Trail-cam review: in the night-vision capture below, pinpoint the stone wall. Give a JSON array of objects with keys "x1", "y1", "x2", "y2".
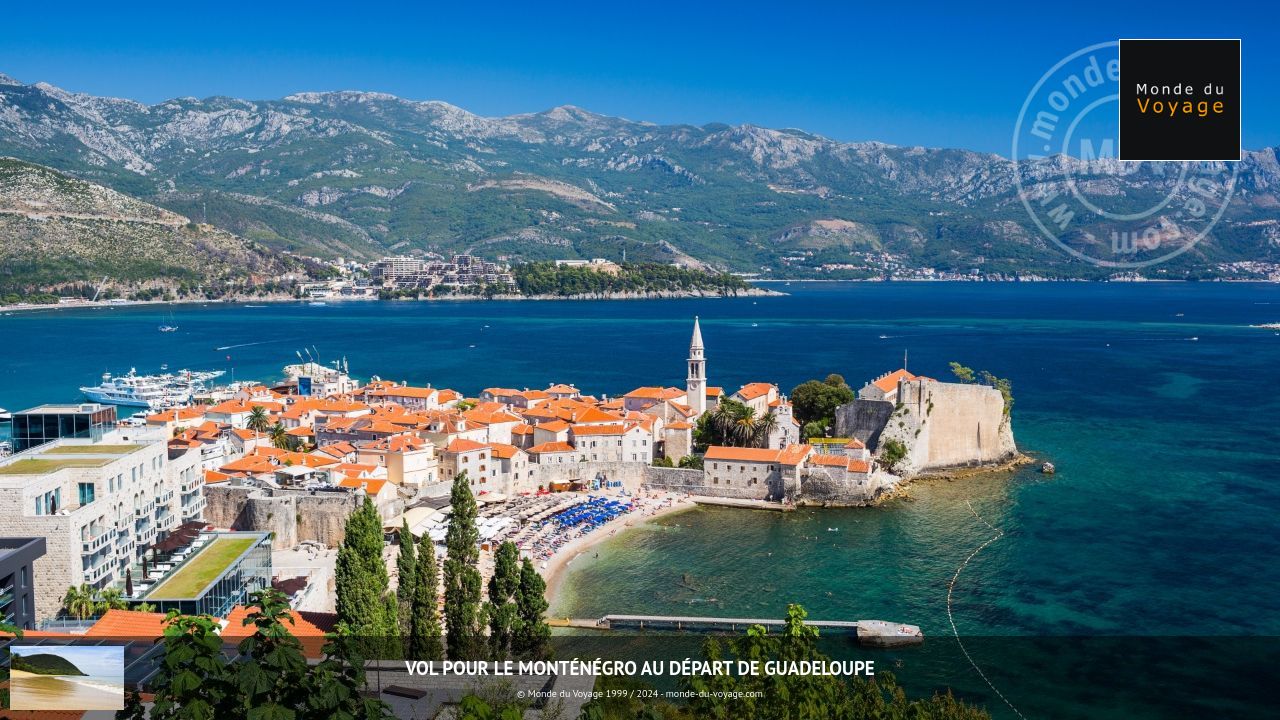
[
  {"x1": 639, "y1": 465, "x2": 769, "y2": 498},
  {"x1": 835, "y1": 379, "x2": 1016, "y2": 478},
  {"x1": 204, "y1": 484, "x2": 362, "y2": 549}
]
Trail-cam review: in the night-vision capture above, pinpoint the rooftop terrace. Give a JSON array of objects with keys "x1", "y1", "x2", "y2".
[
  {"x1": 0, "y1": 441, "x2": 147, "y2": 475},
  {"x1": 144, "y1": 536, "x2": 260, "y2": 600}
]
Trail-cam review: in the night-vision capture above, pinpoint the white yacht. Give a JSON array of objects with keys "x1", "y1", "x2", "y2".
[{"x1": 80, "y1": 368, "x2": 225, "y2": 409}]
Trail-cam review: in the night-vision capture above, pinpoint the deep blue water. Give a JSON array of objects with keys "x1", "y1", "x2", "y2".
[{"x1": 3, "y1": 282, "x2": 1279, "y2": 717}]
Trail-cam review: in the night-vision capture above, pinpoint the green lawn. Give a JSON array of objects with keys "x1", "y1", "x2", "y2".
[
  {"x1": 44, "y1": 444, "x2": 142, "y2": 455},
  {"x1": 145, "y1": 537, "x2": 258, "y2": 599},
  {"x1": 0, "y1": 457, "x2": 114, "y2": 475}
]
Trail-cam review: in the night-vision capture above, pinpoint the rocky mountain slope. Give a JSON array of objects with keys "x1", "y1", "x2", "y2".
[
  {"x1": 0, "y1": 157, "x2": 301, "y2": 296},
  {"x1": 2, "y1": 72, "x2": 1279, "y2": 278}
]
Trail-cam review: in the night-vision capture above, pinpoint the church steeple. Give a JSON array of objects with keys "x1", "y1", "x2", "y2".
[{"x1": 687, "y1": 316, "x2": 707, "y2": 415}]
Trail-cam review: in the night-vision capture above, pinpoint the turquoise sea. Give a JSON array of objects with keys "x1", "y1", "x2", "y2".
[{"x1": 2, "y1": 282, "x2": 1278, "y2": 717}]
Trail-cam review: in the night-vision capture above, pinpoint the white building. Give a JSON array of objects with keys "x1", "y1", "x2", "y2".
[{"x1": 0, "y1": 430, "x2": 203, "y2": 620}]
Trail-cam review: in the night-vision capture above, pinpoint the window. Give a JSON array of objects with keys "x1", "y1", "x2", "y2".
[{"x1": 78, "y1": 482, "x2": 96, "y2": 506}]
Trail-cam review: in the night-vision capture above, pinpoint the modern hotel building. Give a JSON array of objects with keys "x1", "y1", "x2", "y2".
[{"x1": 0, "y1": 427, "x2": 204, "y2": 621}]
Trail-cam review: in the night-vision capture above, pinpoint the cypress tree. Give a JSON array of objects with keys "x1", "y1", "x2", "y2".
[
  {"x1": 443, "y1": 471, "x2": 484, "y2": 659},
  {"x1": 513, "y1": 557, "x2": 552, "y2": 660},
  {"x1": 336, "y1": 497, "x2": 395, "y2": 640},
  {"x1": 486, "y1": 540, "x2": 521, "y2": 659},
  {"x1": 396, "y1": 518, "x2": 417, "y2": 634},
  {"x1": 409, "y1": 533, "x2": 444, "y2": 660}
]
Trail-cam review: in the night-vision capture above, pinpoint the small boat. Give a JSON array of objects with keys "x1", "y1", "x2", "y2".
[
  {"x1": 751, "y1": 323, "x2": 758, "y2": 327},
  {"x1": 827, "y1": 527, "x2": 839, "y2": 532},
  {"x1": 1188, "y1": 337, "x2": 1199, "y2": 341},
  {"x1": 158, "y1": 325, "x2": 178, "y2": 332},
  {"x1": 0, "y1": 407, "x2": 11, "y2": 422},
  {"x1": 309, "y1": 301, "x2": 327, "y2": 306},
  {"x1": 878, "y1": 334, "x2": 889, "y2": 339}
]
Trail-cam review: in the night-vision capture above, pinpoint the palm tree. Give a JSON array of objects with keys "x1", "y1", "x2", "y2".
[
  {"x1": 751, "y1": 411, "x2": 779, "y2": 448},
  {"x1": 62, "y1": 583, "x2": 97, "y2": 620},
  {"x1": 269, "y1": 422, "x2": 291, "y2": 450},
  {"x1": 97, "y1": 587, "x2": 129, "y2": 612},
  {"x1": 246, "y1": 405, "x2": 270, "y2": 433}
]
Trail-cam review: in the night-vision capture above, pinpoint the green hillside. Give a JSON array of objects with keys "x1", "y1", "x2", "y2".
[{"x1": 11, "y1": 652, "x2": 88, "y2": 677}]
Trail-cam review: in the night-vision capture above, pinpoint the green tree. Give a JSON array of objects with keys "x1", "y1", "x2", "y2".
[
  {"x1": 147, "y1": 612, "x2": 234, "y2": 720},
  {"x1": 677, "y1": 454, "x2": 704, "y2": 470},
  {"x1": 246, "y1": 405, "x2": 271, "y2": 433},
  {"x1": 949, "y1": 362, "x2": 976, "y2": 383},
  {"x1": 395, "y1": 519, "x2": 417, "y2": 634},
  {"x1": 512, "y1": 557, "x2": 551, "y2": 661},
  {"x1": 97, "y1": 587, "x2": 130, "y2": 612},
  {"x1": 269, "y1": 422, "x2": 292, "y2": 450},
  {"x1": 790, "y1": 378, "x2": 854, "y2": 429},
  {"x1": 879, "y1": 439, "x2": 908, "y2": 473},
  {"x1": 681, "y1": 604, "x2": 990, "y2": 720},
  {"x1": 335, "y1": 497, "x2": 396, "y2": 641},
  {"x1": 443, "y1": 471, "x2": 485, "y2": 660},
  {"x1": 487, "y1": 541, "x2": 521, "y2": 659},
  {"x1": 409, "y1": 533, "x2": 445, "y2": 661},
  {"x1": 651, "y1": 455, "x2": 674, "y2": 467},
  {"x1": 62, "y1": 583, "x2": 98, "y2": 620},
  {"x1": 695, "y1": 399, "x2": 777, "y2": 449},
  {"x1": 229, "y1": 589, "x2": 310, "y2": 718}
]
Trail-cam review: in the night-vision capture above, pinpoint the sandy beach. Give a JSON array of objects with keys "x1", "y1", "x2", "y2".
[
  {"x1": 539, "y1": 492, "x2": 696, "y2": 610},
  {"x1": 9, "y1": 669, "x2": 124, "y2": 711}
]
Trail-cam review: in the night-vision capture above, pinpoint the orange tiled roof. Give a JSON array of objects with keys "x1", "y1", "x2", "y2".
[
  {"x1": 84, "y1": 608, "x2": 171, "y2": 639},
  {"x1": 205, "y1": 469, "x2": 233, "y2": 484},
  {"x1": 735, "y1": 382, "x2": 775, "y2": 401},
  {"x1": 337, "y1": 477, "x2": 388, "y2": 495},
  {"x1": 146, "y1": 406, "x2": 206, "y2": 422},
  {"x1": 809, "y1": 454, "x2": 851, "y2": 467},
  {"x1": 778, "y1": 444, "x2": 813, "y2": 466},
  {"x1": 625, "y1": 386, "x2": 684, "y2": 400},
  {"x1": 871, "y1": 369, "x2": 917, "y2": 393},
  {"x1": 527, "y1": 441, "x2": 575, "y2": 454},
  {"x1": 546, "y1": 383, "x2": 579, "y2": 394},
  {"x1": 848, "y1": 459, "x2": 871, "y2": 473},
  {"x1": 489, "y1": 443, "x2": 525, "y2": 459},
  {"x1": 445, "y1": 438, "x2": 489, "y2": 453},
  {"x1": 704, "y1": 446, "x2": 782, "y2": 463},
  {"x1": 666, "y1": 421, "x2": 694, "y2": 430},
  {"x1": 844, "y1": 438, "x2": 866, "y2": 449},
  {"x1": 571, "y1": 423, "x2": 626, "y2": 436}
]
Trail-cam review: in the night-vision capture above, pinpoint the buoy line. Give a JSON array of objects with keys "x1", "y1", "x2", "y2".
[{"x1": 946, "y1": 500, "x2": 1028, "y2": 720}]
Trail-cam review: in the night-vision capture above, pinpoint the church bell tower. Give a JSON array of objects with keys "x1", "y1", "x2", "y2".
[{"x1": 687, "y1": 316, "x2": 707, "y2": 415}]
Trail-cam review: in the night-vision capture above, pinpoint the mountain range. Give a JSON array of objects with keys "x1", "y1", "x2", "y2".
[{"x1": 2, "y1": 71, "x2": 1279, "y2": 283}]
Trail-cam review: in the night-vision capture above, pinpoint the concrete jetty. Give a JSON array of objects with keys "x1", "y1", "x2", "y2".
[
  {"x1": 547, "y1": 614, "x2": 923, "y2": 647},
  {"x1": 687, "y1": 496, "x2": 793, "y2": 512}
]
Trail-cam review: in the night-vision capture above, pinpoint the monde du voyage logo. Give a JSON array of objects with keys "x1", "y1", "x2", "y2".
[{"x1": 1012, "y1": 40, "x2": 1241, "y2": 269}]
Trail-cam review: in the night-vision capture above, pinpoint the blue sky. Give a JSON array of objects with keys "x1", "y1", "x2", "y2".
[
  {"x1": 13, "y1": 645, "x2": 123, "y2": 678},
  {"x1": 1, "y1": 0, "x2": 1273, "y2": 154}
]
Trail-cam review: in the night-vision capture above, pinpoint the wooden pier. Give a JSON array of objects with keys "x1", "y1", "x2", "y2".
[{"x1": 547, "y1": 614, "x2": 923, "y2": 646}]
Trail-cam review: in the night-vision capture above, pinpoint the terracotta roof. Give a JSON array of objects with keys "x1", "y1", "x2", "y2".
[
  {"x1": 286, "y1": 426, "x2": 315, "y2": 437},
  {"x1": 445, "y1": 438, "x2": 489, "y2": 453},
  {"x1": 571, "y1": 423, "x2": 626, "y2": 436},
  {"x1": 778, "y1": 444, "x2": 813, "y2": 466},
  {"x1": 572, "y1": 406, "x2": 625, "y2": 424},
  {"x1": 536, "y1": 419, "x2": 570, "y2": 432},
  {"x1": 365, "y1": 433, "x2": 427, "y2": 452},
  {"x1": 489, "y1": 443, "x2": 525, "y2": 459},
  {"x1": 205, "y1": 469, "x2": 233, "y2": 484},
  {"x1": 734, "y1": 382, "x2": 775, "y2": 401},
  {"x1": 527, "y1": 441, "x2": 575, "y2": 454},
  {"x1": 625, "y1": 386, "x2": 684, "y2": 400},
  {"x1": 511, "y1": 423, "x2": 534, "y2": 435},
  {"x1": 809, "y1": 454, "x2": 852, "y2": 467},
  {"x1": 146, "y1": 406, "x2": 206, "y2": 422},
  {"x1": 337, "y1": 477, "x2": 388, "y2": 495},
  {"x1": 844, "y1": 438, "x2": 866, "y2": 449},
  {"x1": 84, "y1": 608, "x2": 171, "y2": 639},
  {"x1": 546, "y1": 383, "x2": 579, "y2": 394},
  {"x1": 847, "y1": 459, "x2": 871, "y2": 473},
  {"x1": 706, "y1": 386, "x2": 725, "y2": 397},
  {"x1": 704, "y1": 446, "x2": 781, "y2": 463},
  {"x1": 871, "y1": 369, "x2": 917, "y2": 393},
  {"x1": 223, "y1": 605, "x2": 333, "y2": 658},
  {"x1": 666, "y1": 421, "x2": 694, "y2": 430}
]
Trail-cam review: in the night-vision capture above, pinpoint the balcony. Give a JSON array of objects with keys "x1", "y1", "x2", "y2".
[
  {"x1": 83, "y1": 557, "x2": 113, "y2": 584},
  {"x1": 81, "y1": 527, "x2": 116, "y2": 554},
  {"x1": 135, "y1": 499, "x2": 156, "y2": 517},
  {"x1": 181, "y1": 475, "x2": 202, "y2": 494},
  {"x1": 157, "y1": 489, "x2": 174, "y2": 505},
  {"x1": 0, "y1": 584, "x2": 13, "y2": 607},
  {"x1": 181, "y1": 496, "x2": 206, "y2": 519},
  {"x1": 137, "y1": 525, "x2": 157, "y2": 546}
]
